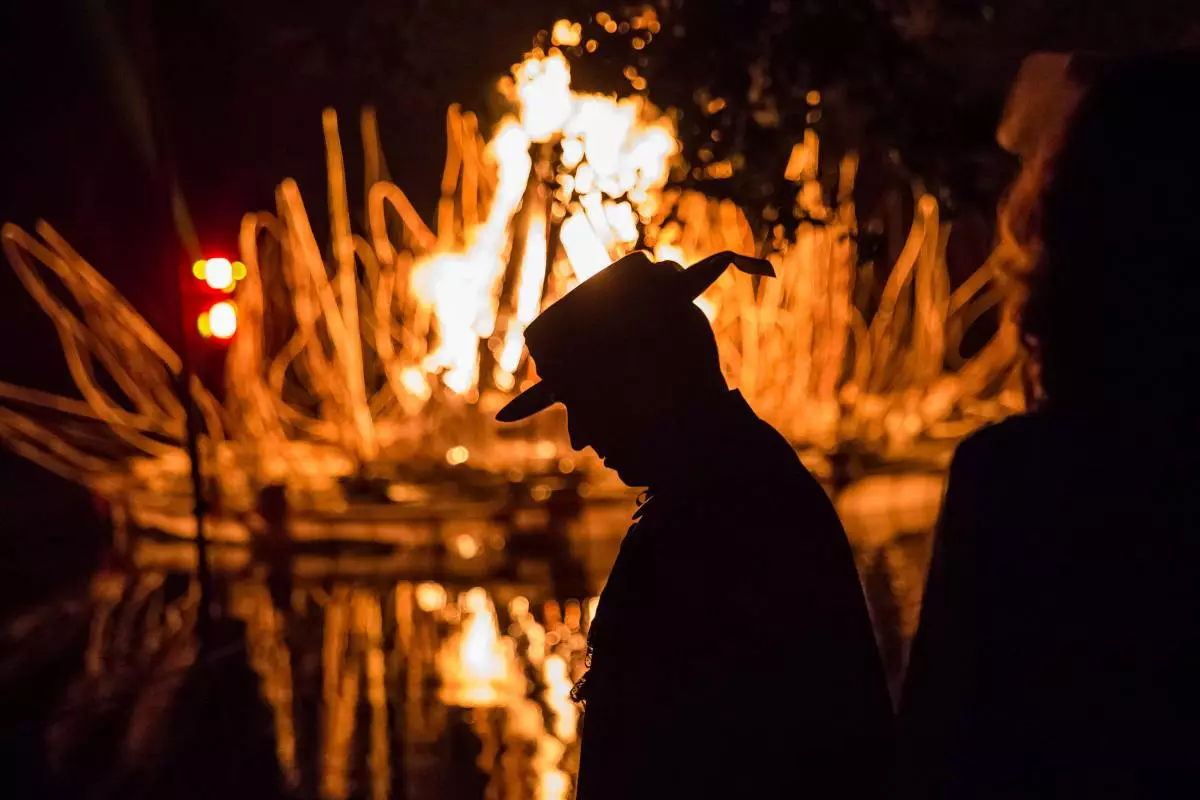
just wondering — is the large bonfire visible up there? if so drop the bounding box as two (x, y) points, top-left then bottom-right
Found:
(0, 14), (1022, 522)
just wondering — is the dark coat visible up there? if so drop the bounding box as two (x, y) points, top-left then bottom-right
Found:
(574, 391), (894, 799)
(898, 413), (1200, 798)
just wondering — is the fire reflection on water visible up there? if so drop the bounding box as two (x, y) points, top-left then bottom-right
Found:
(7, 493), (931, 800)
(204, 566), (590, 798)
(28, 562), (590, 799)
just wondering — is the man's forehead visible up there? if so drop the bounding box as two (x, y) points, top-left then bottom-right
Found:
(549, 370), (626, 401)
(548, 364), (649, 407)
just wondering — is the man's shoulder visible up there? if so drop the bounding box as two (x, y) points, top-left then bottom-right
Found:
(654, 447), (840, 546)
(744, 420), (834, 503)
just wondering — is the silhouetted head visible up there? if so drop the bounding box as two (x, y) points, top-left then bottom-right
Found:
(1020, 51), (1200, 419)
(554, 302), (728, 485)
(496, 250), (774, 485)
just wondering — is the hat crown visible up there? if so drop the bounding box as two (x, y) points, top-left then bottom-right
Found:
(524, 250), (772, 368)
(495, 250), (773, 422)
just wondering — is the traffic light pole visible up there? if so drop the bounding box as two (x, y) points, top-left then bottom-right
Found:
(116, 0), (217, 648)
(178, 363), (216, 649)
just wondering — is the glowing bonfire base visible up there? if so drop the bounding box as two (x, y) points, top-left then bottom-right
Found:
(1, 32), (1022, 546)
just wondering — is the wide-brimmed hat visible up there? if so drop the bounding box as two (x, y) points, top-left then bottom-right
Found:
(495, 250), (773, 422)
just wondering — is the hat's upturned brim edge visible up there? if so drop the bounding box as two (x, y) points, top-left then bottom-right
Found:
(495, 380), (557, 422)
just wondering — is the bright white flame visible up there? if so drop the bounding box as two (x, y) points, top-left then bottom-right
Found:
(653, 242), (685, 264)
(537, 768), (570, 800)
(497, 212), (549, 378)
(412, 120), (532, 395)
(559, 213), (611, 282)
(604, 201), (640, 244)
(515, 52), (573, 143)
(565, 95), (678, 203)
(561, 138), (584, 168)
(398, 366), (430, 400)
(407, 49), (683, 399)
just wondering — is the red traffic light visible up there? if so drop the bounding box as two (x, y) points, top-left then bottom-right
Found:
(191, 257), (244, 342)
(192, 257), (246, 292)
(197, 300), (238, 340)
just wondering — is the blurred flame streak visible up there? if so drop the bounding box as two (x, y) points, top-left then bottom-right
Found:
(230, 583), (299, 790)
(413, 119), (531, 395)
(543, 654), (578, 742)
(785, 129), (820, 182)
(320, 589), (357, 800)
(311, 590), (392, 800)
(497, 211), (548, 378)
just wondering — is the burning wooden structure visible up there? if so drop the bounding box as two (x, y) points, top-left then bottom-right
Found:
(0, 26), (1021, 541)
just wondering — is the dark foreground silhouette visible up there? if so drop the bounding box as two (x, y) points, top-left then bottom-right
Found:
(498, 251), (893, 798)
(899, 51), (1200, 798)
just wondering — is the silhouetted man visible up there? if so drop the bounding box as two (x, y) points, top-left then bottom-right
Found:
(497, 251), (893, 798)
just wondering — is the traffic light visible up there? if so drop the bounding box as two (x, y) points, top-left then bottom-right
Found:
(192, 257), (245, 341)
(197, 299), (238, 340)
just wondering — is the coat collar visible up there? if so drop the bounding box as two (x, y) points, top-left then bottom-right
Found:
(641, 389), (763, 503)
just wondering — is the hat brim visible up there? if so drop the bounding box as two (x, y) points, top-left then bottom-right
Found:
(495, 380), (557, 422)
